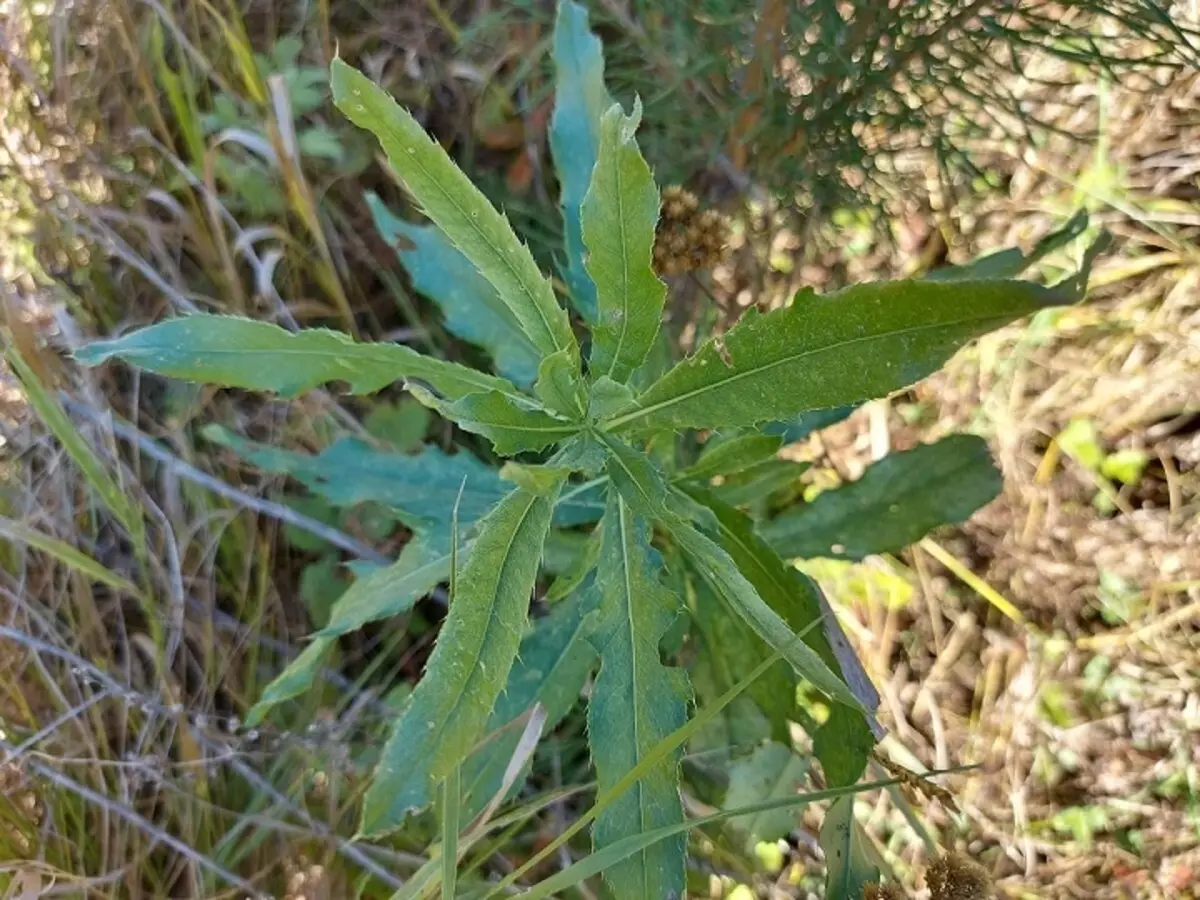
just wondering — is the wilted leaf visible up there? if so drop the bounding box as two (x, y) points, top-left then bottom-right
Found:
(333, 59), (577, 363)
(606, 280), (1071, 434)
(762, 435), (1002, 562)
(725, 742), (810, 847)
(361, 477), (563, 834)
(821, 796), (878, 900)
(549, 0), (612, 320)
(366, 193), (542, 386)
(77, 315), (517, 402)
(588, 492), (690, 900)
(584, 101), (666, 384)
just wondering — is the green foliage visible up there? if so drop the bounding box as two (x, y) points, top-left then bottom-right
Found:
(78, 4), (1103, 892)
(821, 795), (879, 900)
(763, 435), (1004, 562)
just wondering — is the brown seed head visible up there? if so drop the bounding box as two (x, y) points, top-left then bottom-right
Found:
(863, 882), (906, 900)
(653, 185), (731, 276)
(926, 853), (994, 900)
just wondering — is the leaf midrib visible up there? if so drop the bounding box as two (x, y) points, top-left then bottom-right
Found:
(355, 73), (569, 359)
(606, 310), (1023, 431)
(416, 493), (540, 780)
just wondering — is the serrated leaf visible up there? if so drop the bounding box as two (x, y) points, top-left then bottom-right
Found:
(681, 486), (880, 786)
(318, 538), (451, 637)
(683, 434), (784, 482)
(366, 193), (542, 386)
(588, 492), (689, 900)
(333, 59), (577, 363)
(361, 478), (563, 834)
(204, 427), (507, 533)
(550, 0), (613, 321)
(411, 385), (581, 456)
(600, 436), (864, 713)
(762, 435), (1002, 562)
(927, 210), (1089, 282)
(460, 582), (599, 820)
(535, 350), (589, 420)
(821, 796), (878, 900)
(606, 280), (1071, 434)
(77, 315), (518, 402)
(689, 573), (795, 746)
(584, 101), (666, 384)
(725, 742), (811, 847)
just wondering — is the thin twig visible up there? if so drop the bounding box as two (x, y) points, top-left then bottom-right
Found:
(1, 737), (267, 898)
(59, 396), (390, 566)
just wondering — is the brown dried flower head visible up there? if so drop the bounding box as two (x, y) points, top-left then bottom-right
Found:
(863, 882), (906, 900)
(926, 853), (994, 900)
(653, 186), (731, 276)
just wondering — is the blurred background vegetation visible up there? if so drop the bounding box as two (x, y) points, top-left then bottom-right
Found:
(1, 0), (1198, 897)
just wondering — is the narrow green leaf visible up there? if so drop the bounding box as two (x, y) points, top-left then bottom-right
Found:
(927, 210), (1089, 282)
(411, 386), (581, 456)
(724, 742), (811, 847)
(711, 458), (809, 509)
(584, 101), (666, 384)
(550, 0), (613, 321)
(0, 517), (139, 595)
(689, 572), (795, 746)
(245, 637), (334, 727)
(681, 486), (880, 787)
(821, 796), (878, 900)
(606, 280), (1070, 434)
(600, 436), (864, 712)
(332, 59), (577, 362)
(318, 538), (451, 637)
(366, 192), (541, 386)
(554, 478), (607, 527)
(762, 435), (1002, 562)
(682, 434), (784, 482)
(588, 492), (690, 900)
(460, 583), (599, 821)
(534, 350), (589, 420)
(361, 478), (563, 835)
(441, 765), (460, 900)
(77, 315), (517, 402)
(764, 405), (856, 444)
(7, 346), (142, 542)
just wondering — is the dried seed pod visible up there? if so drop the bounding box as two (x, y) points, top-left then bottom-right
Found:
(654, 185), (732, 276)
(926, 853), (994, 900)
(863, 883), (906, 900)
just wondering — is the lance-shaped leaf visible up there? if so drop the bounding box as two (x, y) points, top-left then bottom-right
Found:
(588, 492), (690, 900)
(460, 582), (599, 821)
(682, 434), (785, 482)
(77, 315), (519, 402)
(332, 60), (577, 363)
(821, 796), (878, 900)
(246, 636), (334, 726)
(725, 742), (811, 848)
(689, 571), (795, 746)
(682, 485), (879, 787)
(366, 192), (541, 386)
(762, 435), (1002, 562)
(584, 101), (666, 383)
(605, 279), (1070, 434)
(600, 436), (863, 713)
(550, 0), (612, 321)
(410, 385), (581, 456)
(361, 476), (563, 835)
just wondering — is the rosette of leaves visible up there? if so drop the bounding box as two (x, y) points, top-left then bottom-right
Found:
(76, 3), (1103, 895)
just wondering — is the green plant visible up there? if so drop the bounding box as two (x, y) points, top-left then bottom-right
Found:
(75, 3), (1103, 895)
